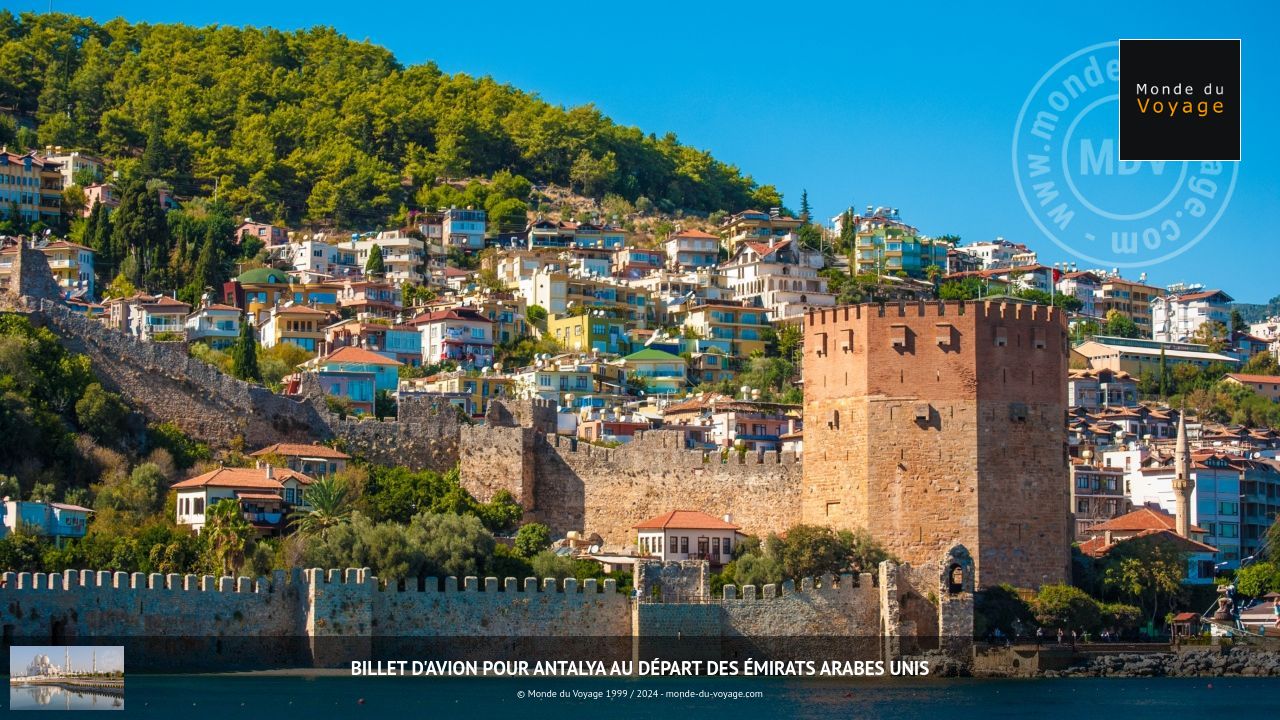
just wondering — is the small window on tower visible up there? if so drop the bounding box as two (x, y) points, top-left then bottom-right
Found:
(994, 326), (1008, 347)
(1033, 327), (1047, 349)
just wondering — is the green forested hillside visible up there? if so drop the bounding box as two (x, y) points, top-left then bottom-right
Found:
(0, 12), (780, 227)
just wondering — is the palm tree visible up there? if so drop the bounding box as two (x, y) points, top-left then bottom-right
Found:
(290, 474), (352, 536)
(203, 499), (252, 577)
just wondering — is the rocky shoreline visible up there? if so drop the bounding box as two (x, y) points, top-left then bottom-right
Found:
(1044, 647), (1280, 678)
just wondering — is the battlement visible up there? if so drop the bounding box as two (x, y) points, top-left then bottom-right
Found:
(806, 299), (1062, 328)
(721, 572), (876, 601)
(540, 430), (801, 468)
(0, 567), (622, 596)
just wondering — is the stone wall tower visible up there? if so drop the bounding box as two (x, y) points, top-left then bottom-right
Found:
(801, 301), (1071, 589)
(1172, 411), (1194, 537)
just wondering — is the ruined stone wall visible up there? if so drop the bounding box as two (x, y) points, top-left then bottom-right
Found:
(19, 299), (460, 470)
(802, 301), (1071, 589)
(460, 425), (800, 545)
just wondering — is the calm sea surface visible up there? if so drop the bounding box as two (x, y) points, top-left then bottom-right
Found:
(5, 675), (1277, 718)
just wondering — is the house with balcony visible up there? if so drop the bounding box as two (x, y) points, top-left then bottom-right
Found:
(547, 311), (631, 355)
(0, 149), (62, 224)
(336, 278), (402, 318)
(1078, 506), (1218, 585)
(322, 320), (421, 366)
(1070, 459), (1131, 540)
(852, 213), (952, 278)
(720, 209), (802, 253)
(0, 499), (90, 545)
(82, 182), (119, 215)
(107, 293), (191, 341)
(37, 240), (95, 299)
(621, 347), (687, 395)
(172, 465), (313, 536)
(1068, 368), (1140, 409)
(613, 247), (666, 278)
(662, 393), (800, 451)
(634, 510), (741, 568)
(720, 237), (834, 320)
(674, 299), (769, 359)
(442, 207), (487, 250)
(309, 345), (403, 394)
(409, 307), (495, 369)
(344, 232), (425, 285)
(258, 304), (328, 353)
(249, 442), (351, 477)
(1152, 288), (1235, 343)
(185, 302), (242, 350)
(236, 220), (289, 246)
(573, 222), (627, 250)
(664, 229), (720, 270)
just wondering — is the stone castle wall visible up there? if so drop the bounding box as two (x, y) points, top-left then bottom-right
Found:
(459, 415), (801, 545)
(22, 299), (461, 471)
(802, 301), (1071, 589)
(0, 554), (974, 670)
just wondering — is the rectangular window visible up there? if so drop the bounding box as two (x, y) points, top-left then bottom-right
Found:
(680, 537), (689, 554)
(1219, 501), (1239, 516)
(669, 536), (678, 553)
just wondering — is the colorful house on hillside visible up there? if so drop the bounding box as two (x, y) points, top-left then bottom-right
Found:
(39, 240), (96, 299)
(258, 304), (329, 352)
(408, 307), (495, 369)
(172, 466), (313, 536)
(621, 348), (687, 395)
(311, 346), (402, 393)
(0, 499), (91, 545)
(185, 302), (242, 350)
(104, 293), (191, 341)
(1078, 506), (1219, 585)
(248, 442), (351, 477)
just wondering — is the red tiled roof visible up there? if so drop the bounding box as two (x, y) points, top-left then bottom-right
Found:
(274, 305), (329, 315)
(1167, 289), (1231, 303)
(323, 345), (402, 366)
(1080, 528), (1218, 558)
(743, 238), (793, 258)
(250, 443), (351, 460)
(406, 308), (493, 325)
(633, 510), (741, 531)
(171, 467), (313, 490)
(199, 303), (241, 312)
(1089, 506), (1206, 534)
(672, 229), (719, 239)
(1224, 373), (1280, 385)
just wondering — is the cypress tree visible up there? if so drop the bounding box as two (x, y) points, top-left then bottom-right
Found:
(799, 189), (811, 224)
(231, 319), (261, 382)
(1158, 347), (1170, 398)
(365, 243), (385, 277)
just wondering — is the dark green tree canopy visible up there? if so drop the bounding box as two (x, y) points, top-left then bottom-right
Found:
(1, 11), (781, 225)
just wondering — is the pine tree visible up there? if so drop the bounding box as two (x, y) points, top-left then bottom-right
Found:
(110, 180), (171, 290)
(93, 205), (114, 278)
(231, 319), (261, 382)
(139, 117), (171, 180)
(799, 189), (811, 224)
(83, 202), (101, 252)
(365, 243), (385, 277)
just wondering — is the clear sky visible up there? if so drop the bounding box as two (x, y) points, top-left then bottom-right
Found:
(4, 0), (1277, 302)
(9, 645), (124, 674)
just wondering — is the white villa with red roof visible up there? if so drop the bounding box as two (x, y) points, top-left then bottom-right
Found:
(408, 307), (495, 368)
(719, 236), (834, 320)
(172, 466), (314, 536)
(634, 510), (742, 567)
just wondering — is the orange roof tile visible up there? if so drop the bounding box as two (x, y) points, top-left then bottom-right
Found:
(1089, 506), (1206, 534)
(633, 510), (740, 531)
(322, 346), (403, 366)
(249, 443), (351, 460)
(170, 466), (313, 490)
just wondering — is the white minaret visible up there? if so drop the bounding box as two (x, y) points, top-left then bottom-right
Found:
(1172, 411), (1194, 537)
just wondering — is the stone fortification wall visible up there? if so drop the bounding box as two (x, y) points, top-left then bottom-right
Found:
(459, 410), (800, 545)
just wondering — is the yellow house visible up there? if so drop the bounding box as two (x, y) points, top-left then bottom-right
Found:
(258, 304), (329, 353)
(547, 311), (631, 355)
(39, 240), (96, 299)
(399, 370), (514, 417)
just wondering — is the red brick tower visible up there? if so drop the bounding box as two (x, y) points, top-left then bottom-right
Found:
(801, 300), (1071, 589)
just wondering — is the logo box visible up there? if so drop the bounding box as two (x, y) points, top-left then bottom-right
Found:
(1119, 39), (1240, 161)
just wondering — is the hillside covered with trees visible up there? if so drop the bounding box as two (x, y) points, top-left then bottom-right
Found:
(0, 11), (781, 228)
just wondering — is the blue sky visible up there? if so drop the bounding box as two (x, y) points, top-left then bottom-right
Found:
(9, 645), (124, 674)
(4, 0), (1277, 302)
